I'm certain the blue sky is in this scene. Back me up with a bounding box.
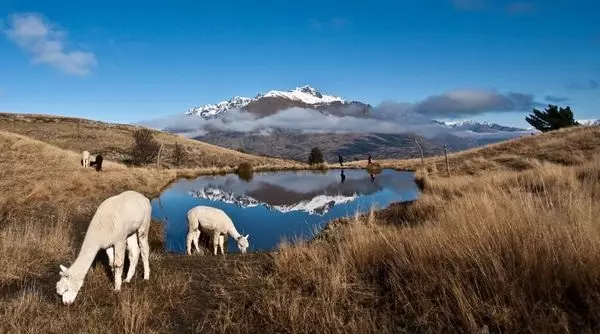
[0,0,598,128]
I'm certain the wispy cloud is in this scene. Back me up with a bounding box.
[544,95,570,103]
[2,13,97,75]
[567,79,599,91]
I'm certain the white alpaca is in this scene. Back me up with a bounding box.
[56,190,152,305]
[186,206,249,256]
[81,150,90,168]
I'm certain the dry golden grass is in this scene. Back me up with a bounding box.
[346,125,600,176]
[1,115,599,332]
[222,155,600,332]
[0,112,303,169]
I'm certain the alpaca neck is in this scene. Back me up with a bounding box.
[69,233,100,280]
[227,226,242,240]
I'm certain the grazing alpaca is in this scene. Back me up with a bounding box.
[81,150,90,168]
[56,190,151,305]
[90,154,103,172]
[186,206,249,256]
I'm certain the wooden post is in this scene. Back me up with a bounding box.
[414,135,425,167]
[156,140,165,169]
[443,144,451,177]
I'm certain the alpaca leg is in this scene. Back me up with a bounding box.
[139,232,150,280]
[106,246,115,277]
[112,241,126,291]
[124,234,140,283]
[212,232,219,255]
[186,229,194,255]
[193,230,201,254]
[219,235,225,255]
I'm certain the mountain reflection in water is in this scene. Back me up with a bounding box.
[151,169,420,253]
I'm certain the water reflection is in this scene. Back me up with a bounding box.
[151,169,420,253]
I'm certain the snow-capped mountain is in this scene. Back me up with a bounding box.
[189,186,358,216]
[578,119,600,126]
[433,120,527,133]
[186,85,368,119]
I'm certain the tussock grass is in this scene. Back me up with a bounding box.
[1,116,599,332]
[219,155,600,332]
[0,112,304,169]
[346,125,600,176]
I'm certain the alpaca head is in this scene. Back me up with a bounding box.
[237,234,250,254]
[56,264,83,305]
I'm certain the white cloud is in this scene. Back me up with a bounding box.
[141,106,454,138]
[3,13,97,75]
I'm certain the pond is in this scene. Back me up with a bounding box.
[151,168,421,254]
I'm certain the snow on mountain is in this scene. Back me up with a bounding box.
[186,85,346,118]
[578,119,600,126]
[433,120,527,133]
[189,186,358,216]
[262,85,344,104]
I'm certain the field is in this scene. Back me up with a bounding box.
[0,113,599,333]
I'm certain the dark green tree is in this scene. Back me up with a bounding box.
[525,105,579,133]
[308,147,324,165]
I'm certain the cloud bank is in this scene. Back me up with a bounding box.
[410,90,536,118]
[2,13,97,75]
[139,89,537,141]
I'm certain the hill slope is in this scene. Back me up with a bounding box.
[1,120,599,333]
[0,112,302,168]
[347,125,600,176]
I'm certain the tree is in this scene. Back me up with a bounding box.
[308,147,324,165]
[525,105,579,133]
[172,142,186,167]
[132,128,160,165]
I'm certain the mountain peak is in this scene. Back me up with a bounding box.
[186,85,347,118]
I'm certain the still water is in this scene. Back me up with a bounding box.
[151,169,420,253]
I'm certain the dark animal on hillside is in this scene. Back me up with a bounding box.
[367,154,372,164]
[338,154,344,167]
[90,154,103,172]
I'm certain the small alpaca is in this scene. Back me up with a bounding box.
[90,154,103,172]
[186,205,249,256]
[81,150,90,168]
[56,190,151,305]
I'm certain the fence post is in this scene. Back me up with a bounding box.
[414,135,425,167]
[443,144,451,177]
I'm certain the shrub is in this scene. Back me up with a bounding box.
[308,147,324,165]
[132,128,160,165]
[172,142,186,167]
[237,162,253,182]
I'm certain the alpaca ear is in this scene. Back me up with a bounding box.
[59,264,69,275]
[245,234,249,239]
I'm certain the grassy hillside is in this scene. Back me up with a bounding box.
[0,116,599,332]
[346,125,600,176]
[0,112,301,168]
